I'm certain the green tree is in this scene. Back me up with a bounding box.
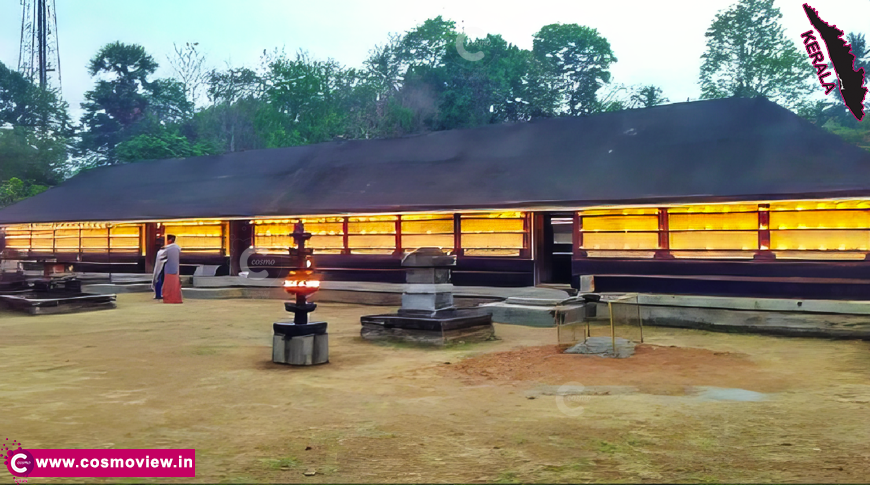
[433,34,544,128]
[195,66,265,153]
[0,61,70,130]
[78,42,196,166]
[0,177,48,208]
[396,16,457,70]
[699,0,814,110]
[258,51,358,146]
[166,42,208,107]
[827,120,870,151]
[0,61,69,203]
[532,23,617,116]
[115,127,216,163]
[627,84,669,109]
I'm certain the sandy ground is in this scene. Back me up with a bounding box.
[2,293,870,483]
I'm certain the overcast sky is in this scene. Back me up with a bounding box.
[1,0,868,119]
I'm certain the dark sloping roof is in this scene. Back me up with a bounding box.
[2,97,870,224]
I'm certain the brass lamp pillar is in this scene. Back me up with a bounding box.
[282,222,320,324]
[272,222,329,366]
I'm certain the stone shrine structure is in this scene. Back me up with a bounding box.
[360,247,494,345]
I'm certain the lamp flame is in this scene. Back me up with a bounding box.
[283,279,321,289]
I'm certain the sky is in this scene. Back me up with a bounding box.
[1,0,868,119]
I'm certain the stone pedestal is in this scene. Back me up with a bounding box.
[272,320,328,365]
[361,248,495,345]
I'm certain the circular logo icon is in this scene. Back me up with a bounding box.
[6,449,35,477]
[455,25,489,62]
[554,382,589,417]
[239,247,268,280]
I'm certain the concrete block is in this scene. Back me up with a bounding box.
[272,334,287,364]
[483,302,558,327]
[193,265,221,277]
[401,248,456,267]
[505,296,578,306]
[579,275,594,293]
[481,299,589,328]
[0,260,21,272]
[405,267,452,284]
[313,333,329,364]
[402,283,455,294]
[401,292,453,312]
[287,335,314,366]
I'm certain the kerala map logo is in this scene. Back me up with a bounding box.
[3,439,33,483]
[802,3,868,121]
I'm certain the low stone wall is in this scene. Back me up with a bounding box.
[640,305,870,339]
[594,294,870,339]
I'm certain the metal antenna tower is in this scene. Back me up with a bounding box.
[18,0,62,92]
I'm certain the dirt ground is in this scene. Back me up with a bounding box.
[2,293,870,483]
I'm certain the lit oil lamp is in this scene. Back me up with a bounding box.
[283,222,320,325]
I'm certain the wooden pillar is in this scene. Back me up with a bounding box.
[229,220,253,276]
[532,212,549,285]
[755,204,774,260]
[394,216,402,257]
[522,212,533,259]
[341,217,350,255]
[573,212,586,259]
[453,213,462,257]
[654,207,674,259]
[144,222,160,273]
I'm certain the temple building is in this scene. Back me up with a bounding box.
[2,97,870,299]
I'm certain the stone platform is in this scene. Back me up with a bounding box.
[361,308,495,345]
[0,290,117,315]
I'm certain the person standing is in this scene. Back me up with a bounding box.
[161,234,183,304]
[151,237,167,300]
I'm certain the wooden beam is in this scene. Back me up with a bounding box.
[573,211,585,259]
[229,220,253,276]
[654,207,674,259]
[454,213,462,258]
[342,217,350,255]
[755,204,774,260]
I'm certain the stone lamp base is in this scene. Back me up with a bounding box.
[360,307,494,346]
[272,321,329,365]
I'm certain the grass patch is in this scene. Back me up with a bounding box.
[597,440,620,454]
[263,456,301,470]
[496,470,520,483]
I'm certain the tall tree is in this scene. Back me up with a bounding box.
[196,65,265,153]
[258,51,358,146]
[0,61,69,130]
[0,60,69,207]
[699,0,814,110]
[396,16,457,70]
[435,34,543,128]
[166,42,208,107]
[627,85,669,109]
[532,23,617,116]
[78,42,196,165]
[78,42,158,165]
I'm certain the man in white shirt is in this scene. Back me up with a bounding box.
[150,237,167,300]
